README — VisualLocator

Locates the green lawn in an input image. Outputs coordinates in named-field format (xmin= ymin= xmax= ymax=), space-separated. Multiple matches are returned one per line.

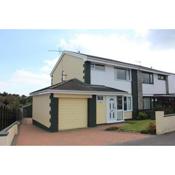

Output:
xmin=119 ymin=120 xmax=155 ymax=133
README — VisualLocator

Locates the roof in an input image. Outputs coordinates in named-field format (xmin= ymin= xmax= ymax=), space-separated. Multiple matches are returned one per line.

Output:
xmin=153 ymin=94 xmax=175 ymax=97
xmin=51 ymin=50 xmax=172 ymax=75
xmin=31 ymin=79 xmax=127 ymax=96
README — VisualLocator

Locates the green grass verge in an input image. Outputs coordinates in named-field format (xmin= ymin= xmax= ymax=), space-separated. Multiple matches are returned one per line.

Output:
xmin=118 ymin=120 xmax=155 ymax=133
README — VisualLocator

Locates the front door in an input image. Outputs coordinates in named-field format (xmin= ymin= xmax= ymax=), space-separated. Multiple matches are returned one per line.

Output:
xmin=107 ymin=96 xmax=124 ymax=123
xmin=107 ymin=96 xmax=117 ymax=123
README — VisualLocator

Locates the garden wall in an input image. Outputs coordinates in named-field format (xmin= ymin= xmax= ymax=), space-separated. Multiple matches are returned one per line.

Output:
xmin=156 ymin=111 xmax=175 ymax=135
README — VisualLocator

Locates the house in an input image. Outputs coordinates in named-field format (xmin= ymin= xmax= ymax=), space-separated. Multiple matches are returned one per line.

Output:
xmin=31 ymin=51 xmax=175 ymax=132
xmin=30 ymin=79 xmax=128 ymax=132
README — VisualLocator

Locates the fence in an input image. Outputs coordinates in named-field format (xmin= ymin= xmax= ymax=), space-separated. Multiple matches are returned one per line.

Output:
xmin=0 ymin=106 xmax=21 ymax=131
xmin=22 ymin=104 xmax=32 ymax=118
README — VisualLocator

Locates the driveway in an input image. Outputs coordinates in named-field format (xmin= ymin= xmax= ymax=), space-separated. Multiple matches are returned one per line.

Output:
xmin=14 ymin=119 xmax=151 ymax=146
xmin=116 ymin=132 xmax=175 ymax=146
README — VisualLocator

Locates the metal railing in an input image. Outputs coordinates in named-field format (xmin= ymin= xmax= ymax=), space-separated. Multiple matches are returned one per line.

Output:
xmin=0 ymin=106 xmax=20 ymax=131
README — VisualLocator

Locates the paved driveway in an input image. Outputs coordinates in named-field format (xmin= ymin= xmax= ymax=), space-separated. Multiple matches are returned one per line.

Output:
xmin=14 ymin=119 xmax=150 ymax=146
xmin=116 ymin=132 xmax=175 ymax=146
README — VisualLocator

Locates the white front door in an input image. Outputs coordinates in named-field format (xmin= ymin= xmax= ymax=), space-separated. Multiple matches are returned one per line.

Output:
xmin=107 ymin=96 xmax=124 ymax=123
xmin=107 ymin=96 xmax=117 ymax=123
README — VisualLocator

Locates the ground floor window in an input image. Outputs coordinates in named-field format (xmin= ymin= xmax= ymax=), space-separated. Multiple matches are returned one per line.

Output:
xmin=117 ymin=96 xmax=123 ymax=110
xmin=124 ymin=96 xmax=132 ymax=111
xmin=143 ymin=97 xmax=152 ymax=109
xmin=97 ymin=95 xmax=104 ymax=102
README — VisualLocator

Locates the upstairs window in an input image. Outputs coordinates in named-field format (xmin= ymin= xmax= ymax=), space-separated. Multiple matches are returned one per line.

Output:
xmin=142 ymin=72 xmax=154 ymax=84
xmin=91 ymin=64 xmax=105 ymax=71
xmin=115 ymin=68 xmax=130 ymax=81
xmin=158 ymin=74 xmax=166 ymax=80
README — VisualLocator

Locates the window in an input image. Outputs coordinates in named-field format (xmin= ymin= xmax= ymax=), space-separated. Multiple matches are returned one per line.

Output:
xmin=97 ymin=96 xmax=104 ymax=101
xmin=127 ymin=97 xmax=132 ymax=111
xmin=115 ymin=68 xmax=130 ymax=81
xmin=124 ymin=96 xmax=132 ymax=111
xmin=124 ymin=97 xmax=127 ymax=111
xmin=158 ymin=74 xmax=166 ymax=80
xmin=143 ymin=97 xmax=152 ymax=109
xmin=91 ymin=64 xmax=105 ymax=71
xmin=117 ymin=96 xmax=123 ymax=110
xmin=142 ymin=72 xmax=154 ymax=84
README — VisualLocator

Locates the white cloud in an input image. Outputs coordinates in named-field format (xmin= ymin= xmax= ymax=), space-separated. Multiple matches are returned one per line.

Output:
xmin=0 ymin=57 xmax=58 ymax=95
xmin=41 ymin=58 xmax=58 ymax=73
xmin=58 ymin=32 xmax=175 ymax=73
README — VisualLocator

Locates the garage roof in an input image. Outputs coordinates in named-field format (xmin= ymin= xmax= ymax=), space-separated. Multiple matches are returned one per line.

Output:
xmin=30 ymin=79 xmax=128 ymax=96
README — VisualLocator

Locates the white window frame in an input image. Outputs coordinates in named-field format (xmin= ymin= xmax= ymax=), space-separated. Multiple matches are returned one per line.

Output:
xmin=123 ymin=96 xmax=132 ymax=111
xmin=114 ymin=67 xmax=131 ymax=81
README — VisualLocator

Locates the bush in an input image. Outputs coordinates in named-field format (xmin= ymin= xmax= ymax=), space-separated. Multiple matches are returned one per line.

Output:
xmin=137 ymin=111 xmax=149 ymax=120
xmin=105 ymin=126 xmax=119 ymax=131
xmin=141 ymin=122 xmax=156 ymax=135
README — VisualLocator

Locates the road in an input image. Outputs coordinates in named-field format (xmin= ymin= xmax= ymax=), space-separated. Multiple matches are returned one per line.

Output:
xmin=116 ymin=132 xmax=175 ymax=146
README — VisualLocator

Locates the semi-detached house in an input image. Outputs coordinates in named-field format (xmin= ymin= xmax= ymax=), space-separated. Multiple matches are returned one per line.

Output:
xmin=31 ymin=51 xmax=175 ymax=132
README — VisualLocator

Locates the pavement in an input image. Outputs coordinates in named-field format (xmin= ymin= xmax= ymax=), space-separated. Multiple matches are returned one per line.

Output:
xmin=116 ymin=132 xmax=175 ymax=146
xmin=14 ymin=119 xmax=150 ymax=146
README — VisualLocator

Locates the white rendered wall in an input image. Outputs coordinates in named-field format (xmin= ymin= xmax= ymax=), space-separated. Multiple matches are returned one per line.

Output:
xmin=142 ymin=74 xmax=166 ymax=95
xmin=168 ymin=74 xmax=175 ymax=94
xmin=91 ymin=65 xmax=132 ymax=93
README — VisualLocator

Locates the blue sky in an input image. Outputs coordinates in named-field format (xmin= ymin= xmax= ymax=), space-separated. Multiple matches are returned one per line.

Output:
xmin=1 ymin=29 xmax=175 ymax=95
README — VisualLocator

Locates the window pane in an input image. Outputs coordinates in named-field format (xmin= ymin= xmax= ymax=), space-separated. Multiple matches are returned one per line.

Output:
xmin=142 ymin=72 xmax=153 ymax=84
xmin=158 ymin=74 xmax=166 ymax=80
xmin=116 ymin=68 xmax=130 ymax=80
xmin=143 ymin=98 xmax=151 ymax=109
xmin=97 ymin=96 xmax=103 ymax=101
xmin=127 ymin=97 xmax=132 ymax=110
xmin=95 ymin=64 xmax=105 ymax=71
xmin=117 ymin=96 xmax=123 ymax=110
xmin=124 ymin=97 xmax=127 ymax=111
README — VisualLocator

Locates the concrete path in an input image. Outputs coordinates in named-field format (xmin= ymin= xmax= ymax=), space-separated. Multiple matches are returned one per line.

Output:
xmin=116 ymin=132 xmax=175 ymax=146
xmin=14 ymin=119 xmax=150 ymax=146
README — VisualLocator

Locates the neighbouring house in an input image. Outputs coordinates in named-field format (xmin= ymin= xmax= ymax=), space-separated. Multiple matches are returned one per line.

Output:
xmin=31 ymin=51 xmax=175 ymax=132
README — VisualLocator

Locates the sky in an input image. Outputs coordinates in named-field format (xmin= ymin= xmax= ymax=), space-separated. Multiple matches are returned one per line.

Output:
xmin=1 ymin=29 xmax=175 ymax=95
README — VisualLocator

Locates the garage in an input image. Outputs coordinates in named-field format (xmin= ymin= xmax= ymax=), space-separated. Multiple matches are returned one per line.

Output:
xmin=58 ymin=97 xmax=88 ymax=130
xmin=31 ymin=79 xmax=128 ymax=132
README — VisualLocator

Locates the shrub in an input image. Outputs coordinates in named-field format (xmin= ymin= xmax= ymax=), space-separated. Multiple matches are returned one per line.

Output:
xmin=105 ymin=126 xmax=119 ymax=131
xmin=141 ymin=122 xmax=156 ymax=135
xmin=137 ymin=111 xmax=149 ymax=120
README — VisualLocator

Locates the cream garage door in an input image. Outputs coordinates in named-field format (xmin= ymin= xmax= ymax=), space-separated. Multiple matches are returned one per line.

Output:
xmin=59 ymin=98 xmax=88 ymax=130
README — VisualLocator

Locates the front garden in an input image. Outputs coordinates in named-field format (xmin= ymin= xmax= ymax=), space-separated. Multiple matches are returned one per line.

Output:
xmin=106 ymin=119 xmax=156 ymax=135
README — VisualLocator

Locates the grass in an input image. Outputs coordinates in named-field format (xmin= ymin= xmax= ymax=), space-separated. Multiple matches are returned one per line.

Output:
xmin=119 ymin=119 xmax=155 ymax=133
